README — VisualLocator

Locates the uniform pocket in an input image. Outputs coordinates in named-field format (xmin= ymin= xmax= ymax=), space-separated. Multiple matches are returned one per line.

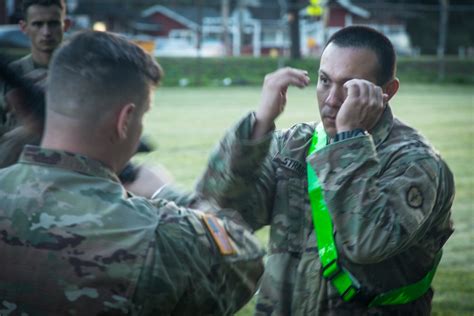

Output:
xmin=269 ymin=168 xmax=309 ymax=254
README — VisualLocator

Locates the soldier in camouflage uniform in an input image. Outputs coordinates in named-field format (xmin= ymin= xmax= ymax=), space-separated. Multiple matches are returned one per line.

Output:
xmin=0 ymin=31 xmax=264 ymax=315
xmin=1 ymin=0 xmax=70 ymax=129
xmin=0 ymin=66 xmax=47 ymax=168
xmin=195 ymin=26 xmax=455 ymax=315
xmin=0 ymin=1 xmax=171 ymax=194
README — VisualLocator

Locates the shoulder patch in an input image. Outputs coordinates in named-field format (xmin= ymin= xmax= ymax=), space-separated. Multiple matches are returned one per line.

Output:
xmin=201 ymin=214 xmax=236 ymax=256
xmin=406 ymin=186 xmax=424 ymax=208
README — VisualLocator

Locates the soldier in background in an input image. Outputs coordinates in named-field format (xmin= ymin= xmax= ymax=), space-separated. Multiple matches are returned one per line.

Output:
xmin=0 ymin=0 xmax=68 ymax=167
xmin=195 ymin=26 xmax=454 ymax=315
xmin=0 ymin=30 xmax=264 ymax=315
xmin=0 ymin=66 xmax=46 ymax=168
xmin=0 ymin=0 xmax=172 ymax=195
xmin=0 ymin=0 xmax=70 ymax=130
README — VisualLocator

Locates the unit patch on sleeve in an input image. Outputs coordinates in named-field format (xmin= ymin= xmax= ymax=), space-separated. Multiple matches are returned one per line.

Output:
xmin=201 ymin=214 xmax=236 ymax=256
xmin=406 ymin=186 xmax=424 ymax=209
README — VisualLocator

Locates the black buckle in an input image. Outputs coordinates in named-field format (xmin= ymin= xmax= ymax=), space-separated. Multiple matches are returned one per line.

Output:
xmin=341 ymin=284 xmax=361 ymax=302
xmin=350 ymin=286 xmax=376 ymax=305
xmin=322 ymin=259 xmax=341 ymax=280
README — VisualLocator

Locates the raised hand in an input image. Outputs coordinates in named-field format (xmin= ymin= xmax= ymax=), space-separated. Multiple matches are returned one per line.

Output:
xmin=335 ymin=79 xmax=389 ymax=133
xmin=252 ymin=67 xmax=310 ymax=140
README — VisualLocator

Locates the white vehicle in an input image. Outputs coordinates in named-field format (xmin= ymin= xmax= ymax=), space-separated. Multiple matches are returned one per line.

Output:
xmin=154 ymin=38 xmax=224 ymax=57
xmin=0 ymin=25 xmax=30 ymax=49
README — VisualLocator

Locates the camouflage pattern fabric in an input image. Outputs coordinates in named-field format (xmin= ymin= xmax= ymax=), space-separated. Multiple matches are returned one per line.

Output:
xmin=0 ymin=145 xmax=265 ymax=315
xmin=195 ymin=106 xmax=455 ymax=315
xmin=0 ymin=125 xmax=41 ymax=169
xmin=0 ymin=55 xmax=46 ymax=168
xmin=1 ymin=54 xmax=42 ymax=130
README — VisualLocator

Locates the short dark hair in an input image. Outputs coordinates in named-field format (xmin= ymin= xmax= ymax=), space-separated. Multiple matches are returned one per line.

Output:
xmin=22 ymin=0 xmax=65 ymax=18
xmin=47 ymin=31 xmax=163 ymax=119
xmin=325 ymin=25 xmax=396 ymax=85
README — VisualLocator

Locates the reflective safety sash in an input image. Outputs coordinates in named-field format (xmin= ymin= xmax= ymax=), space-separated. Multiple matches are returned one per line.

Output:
xmin=306 ymin=123 xmax=442 ymax=306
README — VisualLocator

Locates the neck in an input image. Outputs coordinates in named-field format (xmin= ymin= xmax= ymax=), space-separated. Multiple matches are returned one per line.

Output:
xmin=41 ymin=118 xmax=121 ymax=173
xmin=31 ymin=49 xmax=53 ymax=67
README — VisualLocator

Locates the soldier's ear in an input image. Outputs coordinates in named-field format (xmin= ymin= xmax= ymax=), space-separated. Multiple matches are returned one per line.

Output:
xmin=383 ymin=78 xmax=399 ymax=102
xmin=116 ymin=103 xmax=136 ymax=140
xmin=19 ymin=20 xmax=27 ymax=33
xmin=63 ymin=18 xmax=72 ymax=32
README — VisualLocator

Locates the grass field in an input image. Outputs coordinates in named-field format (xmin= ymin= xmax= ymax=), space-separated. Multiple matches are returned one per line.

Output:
xmin=137 ymin=83 xmax=473 ymax=315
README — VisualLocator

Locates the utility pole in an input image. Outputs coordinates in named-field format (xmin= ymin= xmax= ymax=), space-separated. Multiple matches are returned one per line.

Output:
xmin=437 ymin=0 xmax=449 ymax=81
xmin=289 ymin=0 xmax=301 ymax=59
xmin=197 ymin=0 xmax=203 ymax=56
xmin=196 ymin=0 xmax=203 ymax=84
xmin=232 ymin=0 xmax=244 ymax=56
xmin=221 ymin=0 xmax=230 ymax=56
xmin=277 ymin=0 xmax=288 ymax=68
xmin=238 ymin=0 xmax=244 ymax=56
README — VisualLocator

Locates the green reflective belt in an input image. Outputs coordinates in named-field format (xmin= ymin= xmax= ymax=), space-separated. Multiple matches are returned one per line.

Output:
xmin=306 ymin=123 xmax=442 ymax=306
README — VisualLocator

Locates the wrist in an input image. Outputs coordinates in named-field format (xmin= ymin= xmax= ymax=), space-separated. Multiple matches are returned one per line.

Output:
xmin=333 ymin=128 xmax=366 ymax=142
xmin=255 ymin=109 xmax=276 ymax=126
xmin=335 ymin=121 xmax=360 ymax=133
xmin=253 ymin=111 xmax=275 ymax=139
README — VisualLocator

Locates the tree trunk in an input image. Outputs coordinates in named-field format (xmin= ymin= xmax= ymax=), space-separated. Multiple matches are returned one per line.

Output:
xmin=437 ymin=0 xmax=449 ymax=81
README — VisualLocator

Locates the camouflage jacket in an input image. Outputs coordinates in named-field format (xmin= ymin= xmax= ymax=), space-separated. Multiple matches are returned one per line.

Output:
xmin=195 ymin=107 xmax=455 ymax=315
xmin=1 ymin=54 xmax=43 ymax=129
xmin=0 ymin=55 xmax=45 ymax=168
xmin=0 ymin=146 xmax=264 ymax=316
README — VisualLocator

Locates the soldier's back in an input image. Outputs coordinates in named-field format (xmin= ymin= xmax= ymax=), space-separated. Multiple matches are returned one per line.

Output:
xmin=0 ymin=146 xmax=264 ymax=315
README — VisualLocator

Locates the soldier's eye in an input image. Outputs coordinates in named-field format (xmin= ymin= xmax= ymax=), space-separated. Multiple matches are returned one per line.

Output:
xmin=48 ymin=21 xmax=61 ymax=28
xmin=319 ymin=76 xmax=329 ymax=85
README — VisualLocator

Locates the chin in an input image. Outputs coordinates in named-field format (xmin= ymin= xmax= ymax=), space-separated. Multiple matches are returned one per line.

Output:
xmin=322 ymin=122 xmax=336 ymax=138
xmin=326 ymin=130 xmax=337 ymax=138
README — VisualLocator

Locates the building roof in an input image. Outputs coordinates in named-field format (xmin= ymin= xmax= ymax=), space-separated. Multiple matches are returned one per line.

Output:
xmin=142 ymin=5 xmax=220 ymax=30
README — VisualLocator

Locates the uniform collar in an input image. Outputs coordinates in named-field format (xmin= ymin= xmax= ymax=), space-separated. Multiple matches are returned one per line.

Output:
xmin=24 ymin=54 xmax=49 ymax=70
xmin=369 ymin=105 xmax=394 ymax=147
xmin=19 ymin=145 xmax=120 ymax=183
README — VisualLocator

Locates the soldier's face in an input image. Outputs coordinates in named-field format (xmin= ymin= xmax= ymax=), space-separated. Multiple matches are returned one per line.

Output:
xmin=21 ymin=5 xmax=67 ymax=55
xmin=316 ymin=43 xmax=379 ymax=137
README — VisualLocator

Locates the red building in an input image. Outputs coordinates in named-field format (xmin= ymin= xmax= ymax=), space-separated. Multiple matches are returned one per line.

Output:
xmin=136 ymin=5 xmax=220 ymax=38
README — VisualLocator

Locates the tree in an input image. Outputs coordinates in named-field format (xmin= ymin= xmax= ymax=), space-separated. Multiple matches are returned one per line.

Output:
xmin=353 ymin=0 xmax=474 ymax=55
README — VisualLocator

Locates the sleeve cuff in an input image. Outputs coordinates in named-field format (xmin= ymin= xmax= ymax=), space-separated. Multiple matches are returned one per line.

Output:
xmin=235 ymin=111 xmax=275 ymax=146
xmin=333 ymin=128 xmax=366 ymax=143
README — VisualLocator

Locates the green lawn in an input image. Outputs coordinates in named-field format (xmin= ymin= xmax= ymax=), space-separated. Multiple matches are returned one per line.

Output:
xmin=138 ymin=83 xmax=473 ymax=315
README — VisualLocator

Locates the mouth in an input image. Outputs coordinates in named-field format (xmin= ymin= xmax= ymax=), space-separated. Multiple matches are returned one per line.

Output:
xmin=40 ymin=39 xmax=56 ymax=45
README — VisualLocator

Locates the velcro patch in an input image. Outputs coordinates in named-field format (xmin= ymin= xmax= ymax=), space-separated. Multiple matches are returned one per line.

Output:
xmin=201 ymin=214 xmax=236 ymax=256
xmin=406 ymin=186 xmax=424 ymax=209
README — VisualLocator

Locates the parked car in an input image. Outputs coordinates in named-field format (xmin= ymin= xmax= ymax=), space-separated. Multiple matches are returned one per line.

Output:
xmin=0 ymin=25 xmax=30 ymax=49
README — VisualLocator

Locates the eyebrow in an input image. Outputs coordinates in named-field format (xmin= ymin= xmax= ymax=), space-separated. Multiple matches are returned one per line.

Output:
xmin=318 ymin=69 xmax=354 ymax=84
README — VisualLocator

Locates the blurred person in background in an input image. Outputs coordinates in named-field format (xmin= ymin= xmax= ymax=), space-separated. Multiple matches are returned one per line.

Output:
xmin=0 ymin=64 xmax=46 ymax=168
xmin=0 ymin=0 xmax=172 ymax=195
xmin=0 ymin=0 xmax=68 ymax=167
xmin=0 ymin=0 xmax=70 ymax=131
